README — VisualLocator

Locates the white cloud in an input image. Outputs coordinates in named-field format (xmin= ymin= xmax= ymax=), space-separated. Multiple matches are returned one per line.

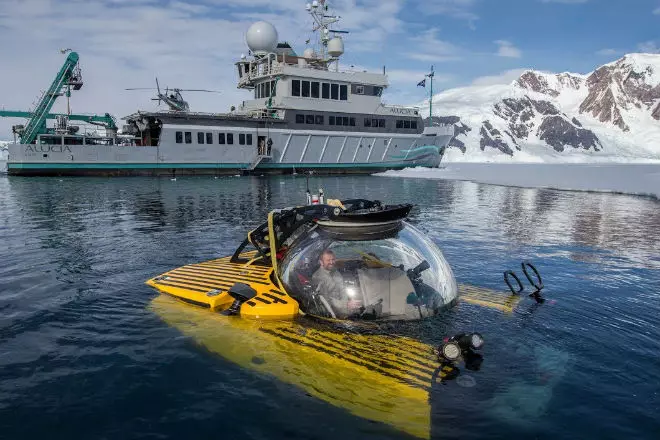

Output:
xmin=494 ymin=40 xmax=522 ymax=58
xmin=653 ymin=7 xmax=660 ymax=15
xmin=424 ymin=0 xmax=479 ymax=23
xmin=638 ymin=41 xmax=660 ymax=53
xmin=470 ymin=68 xmax=528 ymax=86
xmin=406 ymin=28 xmax=462 ymax=63
xmin=596 ymin=48 xmax=621 ymax=56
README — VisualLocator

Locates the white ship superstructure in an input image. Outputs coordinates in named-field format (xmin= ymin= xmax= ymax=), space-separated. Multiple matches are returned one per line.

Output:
xmin=3 ymin=1 xmax=453 ymax=176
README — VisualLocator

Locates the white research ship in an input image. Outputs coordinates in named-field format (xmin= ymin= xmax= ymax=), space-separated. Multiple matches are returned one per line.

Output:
xmin=3 ymin=0 xmax=453 ymax=176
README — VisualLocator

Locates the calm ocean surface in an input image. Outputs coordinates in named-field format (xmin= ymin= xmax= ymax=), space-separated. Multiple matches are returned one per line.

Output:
xmin=1 ymin=174 xmax=659 ymax=439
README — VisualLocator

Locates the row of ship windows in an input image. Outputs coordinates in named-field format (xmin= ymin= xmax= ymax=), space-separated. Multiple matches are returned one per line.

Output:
xmin=292 ymin=80 xmax=348 ymax=100
xmin=174 ymin=131 xmax=253 ymax=145
xmin=295 ymin=114 xmax=418 ymax=129
xmin=254 ymin=80 xmax=277 ymax=99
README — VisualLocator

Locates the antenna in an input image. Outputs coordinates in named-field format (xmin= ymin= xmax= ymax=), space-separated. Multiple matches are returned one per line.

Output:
xmin=428 ymin=66 xmax=434 ymax=127
xmin=306 ymin=0 xmax=347 ymax=64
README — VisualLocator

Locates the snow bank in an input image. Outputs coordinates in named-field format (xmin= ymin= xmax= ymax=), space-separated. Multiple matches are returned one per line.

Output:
xmin=377 ymin=164 xmax=660 ymax=200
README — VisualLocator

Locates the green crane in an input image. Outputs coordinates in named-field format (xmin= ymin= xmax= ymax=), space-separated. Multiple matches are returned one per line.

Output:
xmin=0 ymin=110 xmax=117 ymax=132
xmin=4 ymin=51 xmax=84 ymax=144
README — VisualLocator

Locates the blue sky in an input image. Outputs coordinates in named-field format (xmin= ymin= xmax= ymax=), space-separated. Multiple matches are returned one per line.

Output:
xmin=0 ymin=0 xmax=658 ymax=137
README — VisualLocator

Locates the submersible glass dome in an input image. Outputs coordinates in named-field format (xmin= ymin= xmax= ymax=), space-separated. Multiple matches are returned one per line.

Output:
xmin=278 ymin=221 xmax=458 ymax=320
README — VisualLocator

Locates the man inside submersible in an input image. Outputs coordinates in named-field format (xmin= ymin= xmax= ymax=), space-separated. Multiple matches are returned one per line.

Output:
xmin=311 ymin=249 xmax=357 ymax=318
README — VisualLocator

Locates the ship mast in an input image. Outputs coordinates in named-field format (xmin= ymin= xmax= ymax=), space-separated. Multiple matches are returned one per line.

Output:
xmin=306 ymin=0 xmax=346 ymax=70
xmin=428 ymin=65 xmax=434 ymax=127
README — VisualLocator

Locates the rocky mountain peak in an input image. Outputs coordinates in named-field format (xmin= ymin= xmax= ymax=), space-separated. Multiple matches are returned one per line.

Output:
xmin=420 ymin=53 xmax=660 ymax=162
xmin=580 ymin=53 xmax=660 ymax=130
xmin=515 ymin=70 xmax=584 ymax=97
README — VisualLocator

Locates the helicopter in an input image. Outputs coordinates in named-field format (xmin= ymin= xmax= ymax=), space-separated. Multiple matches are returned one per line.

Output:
xmin=125 ymin=78 xmax=221 ymax=112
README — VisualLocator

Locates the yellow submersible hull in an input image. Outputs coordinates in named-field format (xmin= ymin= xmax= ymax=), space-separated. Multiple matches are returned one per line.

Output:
xmin=147 ymin=252 xmax=520 ymax=439
xmin=146 ymin=198 xmax=524 ymax=439
xmin=147 ymin=253 xmax=449 ymax=439
xmin=150 ymin=293 xmax=451 ymax=439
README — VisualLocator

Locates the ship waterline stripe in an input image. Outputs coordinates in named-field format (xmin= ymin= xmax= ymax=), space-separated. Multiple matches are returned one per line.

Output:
xmin=8 ymin=160 xmax=435 ymax=170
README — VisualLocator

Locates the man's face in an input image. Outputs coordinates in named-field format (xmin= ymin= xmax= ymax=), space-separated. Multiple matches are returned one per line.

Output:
xmin=320 ymin=252 xmax=336 ymax=270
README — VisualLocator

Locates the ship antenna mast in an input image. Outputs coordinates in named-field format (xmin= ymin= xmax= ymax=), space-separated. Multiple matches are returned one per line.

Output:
xmin=428 ymin=65 xmax=434 ymax=127
xmin=306 ymin=0 xmax=345 ymax=67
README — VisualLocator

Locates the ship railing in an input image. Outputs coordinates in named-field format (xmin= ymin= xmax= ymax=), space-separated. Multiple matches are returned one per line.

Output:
xmin=383 ymin=104 xmax=421 ymax=112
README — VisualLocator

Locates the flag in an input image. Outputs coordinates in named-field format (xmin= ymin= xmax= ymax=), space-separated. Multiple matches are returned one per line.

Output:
xmin=417 ymin=79 xmax=426 ymax=87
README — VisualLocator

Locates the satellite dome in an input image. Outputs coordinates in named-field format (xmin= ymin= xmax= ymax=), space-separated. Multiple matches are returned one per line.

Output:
xmin=246 ymin=21 xmax=278 ymax=56
xmin=327 ymin=36 xmax=344 ymax=58
xmin=303 ymin=48 xmax=316 ymax=59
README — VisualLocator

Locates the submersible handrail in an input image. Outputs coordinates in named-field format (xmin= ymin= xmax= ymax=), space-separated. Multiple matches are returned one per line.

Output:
xmin=503 ymin=261 xmax=545 ymax=303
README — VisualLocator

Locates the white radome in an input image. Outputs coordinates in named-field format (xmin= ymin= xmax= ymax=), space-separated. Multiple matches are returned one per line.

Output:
xmin=246 ymin=21 xmax=278 ymax=55
xmin=303 ymin=48 xmax=316 ymax=59
xmin=327 ymin=36 xmax=344 ymax=58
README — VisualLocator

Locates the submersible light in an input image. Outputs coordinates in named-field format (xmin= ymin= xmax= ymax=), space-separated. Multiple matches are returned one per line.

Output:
xmin=440 ymin=341 xmax=462 ymax=361
xmin=439 ymin=332 xmax=485 ymax=362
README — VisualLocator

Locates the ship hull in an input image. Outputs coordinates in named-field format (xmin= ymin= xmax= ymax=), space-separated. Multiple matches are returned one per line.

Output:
xmin=6 ymin=128 xmax=452 ymax=176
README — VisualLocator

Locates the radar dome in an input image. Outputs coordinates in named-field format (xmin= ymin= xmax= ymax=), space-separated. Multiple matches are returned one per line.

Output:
xmin=328 ymin=37 xmax=344 ymax=58
xmin=246 ymin=21 xmax=278 ymax=56
xmin=303 ymin=48 xmax=316 ymax=59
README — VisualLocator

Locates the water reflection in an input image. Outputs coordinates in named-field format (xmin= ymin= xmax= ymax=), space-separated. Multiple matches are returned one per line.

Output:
xmin=4 ymin=175 xmax=660 ymax=271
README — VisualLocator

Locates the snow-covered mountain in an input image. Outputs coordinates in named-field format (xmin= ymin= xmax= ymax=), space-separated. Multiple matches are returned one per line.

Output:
xmin=425 ymin=53 xmax=660 ymax=162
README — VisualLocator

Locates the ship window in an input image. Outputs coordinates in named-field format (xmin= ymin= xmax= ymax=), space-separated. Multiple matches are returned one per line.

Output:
xmin=175 ymin=131 xmax=183 ymax=143
xmin=296 ymin=114 xmax=305 ymax=123
xmin=315 ymin=115 xmax=324 ymax=125
xmin=306 ymin=114 xmax=314 ymax=124
xmin=272 ymin=81 xmax=277 ymax=96
xmin=185 ymin=132 xmax=192 ymax=143
xmin=404 ymin=120 xmax=411 ymax=129
xmin=206 ymin=133 xmax=213 ymax=144
xmin=373 ymin=87 xmax=383 ymax=96
xmin=64 ymin=137 xmax=83 ymax=145
xmin=350 ymin=117 xmax=356 ymax=126
xmin=292 ymin=80 xmax=301 ymax=97
xmin=219 ymin=133 xmax=226 ymax=144
xmin=239 ymin=133 xmax=246 ymax=145
xmin=354 ymin=85 xmax=364 ymax=95
xmin=378 ymin=119 xmax=385 ymax=128
xmin=396 ymin=120 xmax=403 ymax=129
xmin=411 ymin=120 xmax=417 ymax=129
xmin=372 ymin=119 xmax=378 ymax=127
xmin=196 ymin=132 xmax=204 ymax=144
xmin=302 ymin=81 xmax=310 ymax=97
xmin=335 ymin=116 xmax=343 ymax=126
xmin=342 ymin=116 xmax=349 ymax=126
xmin=247 ymin=134 xmax=253 ymax=145
xmin=255 ymin=88 xmax=259 ymax=99
xmin=227 ymin=133 xmax=234 ymax=144
xmin=265 ymin=82 xmax=271 ymax=98
xmin=329 ymin=116 xmax=335 ymax=125
xmin=40 ymin=136 xmax=61 ymax=145
xmin=331 ymin=83 xmax=339 ymax=100
xmin=364 ymin=118 xmax=371 ymax=127
xmin=311 ymin=82 xmax=320 ymax=98
xmin=322 ymin=82 xmax=330 ymax=99
xmin=340 ymin=85 xmax=347 ymax=101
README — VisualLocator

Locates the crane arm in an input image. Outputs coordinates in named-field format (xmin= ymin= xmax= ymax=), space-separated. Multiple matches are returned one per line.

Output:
xmin=0 ymin=111 xmax=117 ymax=130
xmin=20 ymin=52 xmax=82 ymax=144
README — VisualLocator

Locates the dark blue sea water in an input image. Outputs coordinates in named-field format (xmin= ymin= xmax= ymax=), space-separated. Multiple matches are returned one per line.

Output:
xmin=1 ymin=175 xmax=659 ymax=440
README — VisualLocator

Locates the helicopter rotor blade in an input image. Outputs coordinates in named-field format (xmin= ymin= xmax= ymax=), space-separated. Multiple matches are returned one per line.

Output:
xmin=125 ymin=88 xmax=157 ymax=90
xmin=178 ymin=89 xmax=222 ymax=93
xmin=156 ymin=77 xmax=161 ymax=94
